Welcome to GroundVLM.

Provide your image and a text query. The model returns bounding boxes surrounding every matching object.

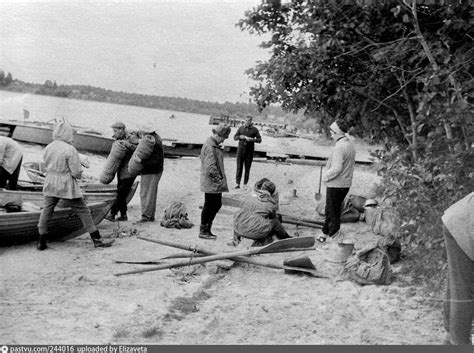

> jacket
[233,192,278,239]
[140,132,164,175]
[0,137,23,174]
[442,192,474,261]
[325,136,356,188]
[42,121,83,199]
[200,136,228,193]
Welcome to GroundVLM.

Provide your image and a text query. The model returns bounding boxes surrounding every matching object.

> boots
[198,224,216,240]
[208,222,217,237]
[37,233,48,251]
[90,230,114,248]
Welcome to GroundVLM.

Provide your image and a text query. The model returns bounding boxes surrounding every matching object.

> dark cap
[111,121,126,129]
[212,124,231,138]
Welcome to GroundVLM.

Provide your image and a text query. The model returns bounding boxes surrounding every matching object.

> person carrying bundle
[104,121,139,222]
[230,178,291,247]
[37,120,114,250]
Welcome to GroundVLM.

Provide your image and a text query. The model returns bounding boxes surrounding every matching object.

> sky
[0,0,270,103]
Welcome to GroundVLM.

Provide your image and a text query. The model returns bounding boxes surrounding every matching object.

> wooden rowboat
[23,161,98,184]
[16,180,139,205]
[0,198,115,247]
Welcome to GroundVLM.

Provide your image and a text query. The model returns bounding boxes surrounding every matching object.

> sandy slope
[0,156,446,345]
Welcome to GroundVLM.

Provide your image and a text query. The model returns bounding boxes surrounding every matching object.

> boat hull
[0,198,114,247]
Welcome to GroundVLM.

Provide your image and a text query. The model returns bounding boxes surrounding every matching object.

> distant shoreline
[0,80,290,121]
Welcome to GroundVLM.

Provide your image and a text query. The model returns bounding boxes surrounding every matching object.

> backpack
[341,244,392,285]
[160,201,194,229]
[315,196,360,223]
[364,207,400,237]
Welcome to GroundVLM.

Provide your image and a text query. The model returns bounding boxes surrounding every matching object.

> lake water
[0,90,378,168]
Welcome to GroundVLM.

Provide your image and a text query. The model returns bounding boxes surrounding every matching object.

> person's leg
[37,196,60,250]
[67,198,114,247]
[140,173,161,221]
[200,193,221,239]
[6,157,22,190]
[443,227,474,345]
[235,148,245,187]
[117,177,136,219]
[108,179,122,220]
[243,151,253,186]
[270,218,291,239]
[0,166,9,188]
[327,187,349,237]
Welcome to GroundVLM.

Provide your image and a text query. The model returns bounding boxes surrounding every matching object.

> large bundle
[99,140,128,184]
[128,135,155,177]
[315,196,360,223]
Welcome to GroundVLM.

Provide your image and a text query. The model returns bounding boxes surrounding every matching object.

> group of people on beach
[0,115,472,345]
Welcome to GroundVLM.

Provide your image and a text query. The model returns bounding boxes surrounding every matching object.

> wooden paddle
[115,236,316,276]
[314,165,323,201]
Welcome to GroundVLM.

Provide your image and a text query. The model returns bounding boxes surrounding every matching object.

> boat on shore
[0,197,114,247]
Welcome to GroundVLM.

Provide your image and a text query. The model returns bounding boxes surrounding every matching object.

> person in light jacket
[230,178,290,247]
[199,124,231,240]
[441,192,473,345]
[318,119,356,243]
[0,136,23,190]
[36,120,114,250]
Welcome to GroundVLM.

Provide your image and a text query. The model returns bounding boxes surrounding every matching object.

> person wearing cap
[233,116,262,189]
[105,121,139,222]
[136,122,164,223]
[441,192,473,345]
[0,136,23,190]
[230,178,291,247]
[318,119,356,243]
[36,120,114,250]
[199,124,231,239]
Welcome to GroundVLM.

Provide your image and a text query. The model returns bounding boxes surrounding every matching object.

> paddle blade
[258,236,315,254]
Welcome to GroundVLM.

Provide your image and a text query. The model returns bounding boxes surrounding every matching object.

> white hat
[138,121,156,133]
[364,199,378,208]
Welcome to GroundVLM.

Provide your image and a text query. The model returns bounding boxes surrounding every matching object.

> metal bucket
[325,242,355,263]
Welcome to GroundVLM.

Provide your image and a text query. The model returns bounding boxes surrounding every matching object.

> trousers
[201,193,222,225]
[38,196,97,235]
[110,177,136,217]
[140,172,162,221]
[322,187,349,236]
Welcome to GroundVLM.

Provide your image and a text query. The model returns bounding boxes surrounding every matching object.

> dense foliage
[238,0,473,284]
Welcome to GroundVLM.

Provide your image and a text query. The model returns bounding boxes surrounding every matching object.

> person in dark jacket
[233,116,262,189]
[136,122,164,223]
[105,121,139,222]
[199,124,231,240]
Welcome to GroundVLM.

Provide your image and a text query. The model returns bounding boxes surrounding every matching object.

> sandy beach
[0,151,446,345]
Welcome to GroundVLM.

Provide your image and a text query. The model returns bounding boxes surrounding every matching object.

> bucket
[325,242,354,263]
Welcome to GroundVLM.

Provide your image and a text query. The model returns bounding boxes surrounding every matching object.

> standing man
[441,192,473,345]
[37,120,114,250]
[233,115,262,189]
[136,123,164,223]
[105,121,139,222]
[199,124,231,240]
[318,119,356,243]
[0,136,23,190]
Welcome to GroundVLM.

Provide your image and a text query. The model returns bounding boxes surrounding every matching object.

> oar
[115,236,316,276]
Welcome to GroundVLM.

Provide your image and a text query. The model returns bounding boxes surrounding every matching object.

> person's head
[254,178,276,195]
[52,119,74,144]
[212,124,231,144]
[138,122,156,136]
[245,116,253,127]
[111,121,126,139]
[329,120,348,141]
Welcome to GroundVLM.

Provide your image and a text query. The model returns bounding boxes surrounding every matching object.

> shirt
[325,136,356,188]
[233,124,262,151]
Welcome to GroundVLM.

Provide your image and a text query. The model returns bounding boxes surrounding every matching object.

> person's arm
[202,145,222,183]
[254,128,262,143]
[67,148,83,180]
[324,145,344,182]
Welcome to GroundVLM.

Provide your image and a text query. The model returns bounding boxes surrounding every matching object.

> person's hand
[134,155,142,163]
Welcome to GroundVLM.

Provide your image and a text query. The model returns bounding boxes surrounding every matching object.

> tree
[239,0,473,282]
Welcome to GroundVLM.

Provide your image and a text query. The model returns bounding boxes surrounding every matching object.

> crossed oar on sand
[114,236,329,278]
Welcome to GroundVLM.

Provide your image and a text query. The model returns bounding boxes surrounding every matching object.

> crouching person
[230,178,291,247]
[37,120,114,250]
